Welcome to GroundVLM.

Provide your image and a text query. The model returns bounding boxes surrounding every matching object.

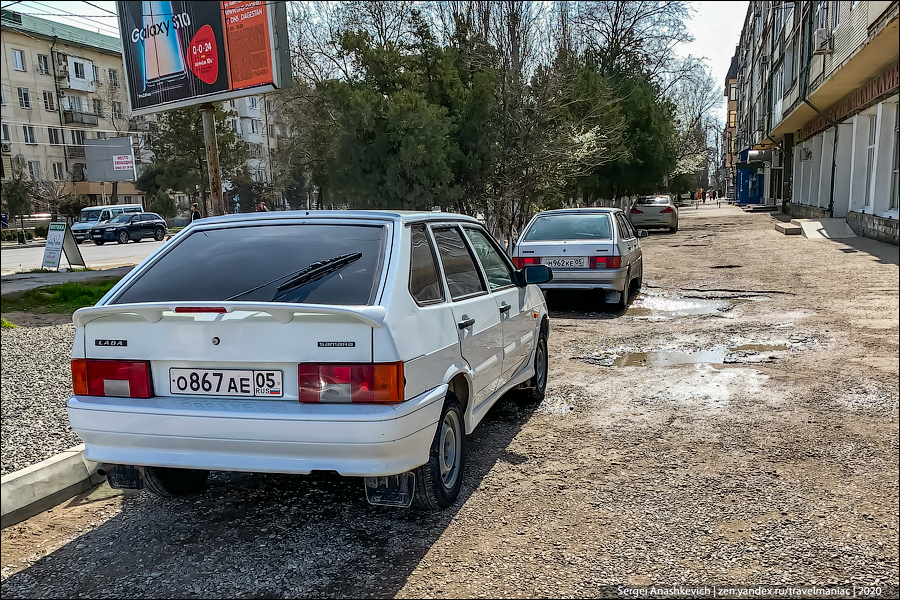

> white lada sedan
[67,211,551,510]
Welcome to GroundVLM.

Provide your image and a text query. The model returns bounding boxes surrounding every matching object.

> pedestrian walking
[190,203,201,222]
[256,201,270,212]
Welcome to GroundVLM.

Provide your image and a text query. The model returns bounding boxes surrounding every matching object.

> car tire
[154,227,166,241]
[618,270,631,308]
[669,221,678,233]
[133,237,141,242]
[413,393,465,510]
[93,240,105,246]
[521,326,549,402]
[139,466,208,497]
[117,230,130,244]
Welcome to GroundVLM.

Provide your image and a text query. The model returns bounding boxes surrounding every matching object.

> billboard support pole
[199,103,224,216]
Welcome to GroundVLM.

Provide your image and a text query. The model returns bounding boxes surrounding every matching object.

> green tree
[150,189,178,220]
[136,105,247,216]
[1,167,35,232]
[58,194,92,220]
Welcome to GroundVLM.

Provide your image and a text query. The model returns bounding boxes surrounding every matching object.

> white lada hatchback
[68,211,551,509]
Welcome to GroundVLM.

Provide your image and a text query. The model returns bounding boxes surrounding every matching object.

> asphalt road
[1,204,897,598]
[0,239,163,276]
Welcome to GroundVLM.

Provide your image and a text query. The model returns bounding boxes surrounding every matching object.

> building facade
[729,0,898,243]
[1,9,150,208]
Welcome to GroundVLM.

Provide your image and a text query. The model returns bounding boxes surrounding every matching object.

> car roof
[187,210,482,227]
[532,208,624,216]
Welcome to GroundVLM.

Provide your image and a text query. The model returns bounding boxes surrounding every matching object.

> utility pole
[199,103,224,216]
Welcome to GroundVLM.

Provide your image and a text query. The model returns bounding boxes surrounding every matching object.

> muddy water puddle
[626,295,753,319]
[580,344,793,368]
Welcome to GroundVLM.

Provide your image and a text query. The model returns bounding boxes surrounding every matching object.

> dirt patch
[1,312,73,328]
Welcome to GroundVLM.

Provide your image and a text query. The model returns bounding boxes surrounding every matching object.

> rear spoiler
[73,302,386,328]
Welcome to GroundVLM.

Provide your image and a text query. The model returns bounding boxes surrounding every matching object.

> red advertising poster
[222,1,274,89]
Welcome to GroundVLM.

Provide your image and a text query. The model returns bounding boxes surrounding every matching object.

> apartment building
[722,53,741,199]
[729,1,899,244]
[1,9,149,208]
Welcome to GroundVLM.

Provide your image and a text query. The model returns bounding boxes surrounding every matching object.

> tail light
[590,256,622,269]
[175,306,227,314]
[630,207,643,214]
[660,207,675,213]
[71,359,153,398]
[513,257,541,268]
[299,363,404,403]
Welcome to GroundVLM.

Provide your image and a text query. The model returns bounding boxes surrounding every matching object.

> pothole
[575,342,801,368]
[627,296,737,319]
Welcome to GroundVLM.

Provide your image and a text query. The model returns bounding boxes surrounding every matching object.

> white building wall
[817,129,835,208]
[848,113,869,213]
[871,99,897,216]
[832,122,854,218]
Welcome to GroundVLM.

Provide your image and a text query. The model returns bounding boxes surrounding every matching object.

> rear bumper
[539,267,629,291]
[629,214,676,228]
[67,384,447,477]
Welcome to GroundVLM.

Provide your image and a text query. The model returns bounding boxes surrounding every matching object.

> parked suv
[90,212,167,244]
[68,211,552,509]
[71,204,143,242]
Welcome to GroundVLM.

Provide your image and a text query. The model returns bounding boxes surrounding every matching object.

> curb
[1,444,104,529]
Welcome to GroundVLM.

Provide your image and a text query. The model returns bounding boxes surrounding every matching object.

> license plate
[170,368,283,397]
[543,257,587,268]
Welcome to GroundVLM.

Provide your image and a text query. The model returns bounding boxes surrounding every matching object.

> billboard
[84,137,136,182]
[117,1,291,115]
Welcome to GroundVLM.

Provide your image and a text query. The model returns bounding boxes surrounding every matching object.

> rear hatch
[516,212,617,270]
[77,219,393,403]
[631,198,673,219]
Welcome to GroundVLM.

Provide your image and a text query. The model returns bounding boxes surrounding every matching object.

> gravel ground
[1,322,80,475]
[1,206,897,598]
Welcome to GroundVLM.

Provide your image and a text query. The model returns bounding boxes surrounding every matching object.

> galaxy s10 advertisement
[117,1,279,114]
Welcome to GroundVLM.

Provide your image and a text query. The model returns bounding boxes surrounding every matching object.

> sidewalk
[1,265,133,296]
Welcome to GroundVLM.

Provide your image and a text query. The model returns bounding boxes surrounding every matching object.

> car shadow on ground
[0,394,542,599]
[545,289,631,319]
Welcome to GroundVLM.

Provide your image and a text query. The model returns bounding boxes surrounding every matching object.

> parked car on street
[90,212,168,245]
[628,195,679,233]
[68,211,552,509]
[512,208,647,307]
[72,204,144,242]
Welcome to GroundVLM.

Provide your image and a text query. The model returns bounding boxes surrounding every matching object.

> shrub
[34,224,48,238]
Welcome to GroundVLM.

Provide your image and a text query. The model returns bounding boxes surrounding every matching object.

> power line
[15,0,120,34]
[83,1,117,17]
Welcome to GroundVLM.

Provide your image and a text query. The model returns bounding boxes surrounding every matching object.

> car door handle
[458,318,475,329]
[499,304,511,314]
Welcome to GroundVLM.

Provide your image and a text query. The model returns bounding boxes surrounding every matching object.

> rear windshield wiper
[272,252,362,301]
[226,252,362,302]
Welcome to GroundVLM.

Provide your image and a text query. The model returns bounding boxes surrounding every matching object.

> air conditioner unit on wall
[813,28,833,54]
[0,143,10,153]
[799,148,813,161]
[760,54,770,65]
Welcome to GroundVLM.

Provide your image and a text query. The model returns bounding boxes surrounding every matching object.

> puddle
[578,343,794,368]
[627,296,736,318]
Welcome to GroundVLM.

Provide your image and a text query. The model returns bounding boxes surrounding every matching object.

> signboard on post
[84,137,137,182]
[41,223,86,271]
[117,1,292,116]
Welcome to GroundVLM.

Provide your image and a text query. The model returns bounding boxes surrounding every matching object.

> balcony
[65,145,85,158]
[64,110,98,126]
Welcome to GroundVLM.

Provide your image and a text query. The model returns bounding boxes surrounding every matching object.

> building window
[248,96,258,109]
[92,65,101,82]
[48,128,63,145]
[729,111,737,128]
[94,98,104,116]
[53,162,65,181]
[864,115,877,208]
[71,129,85,146]
[891,103,899,211]
[23,126,37,145]
[816,2,828,30]
[729,83,738,101]
[250,119,261,134]
[74,62,86,79]
[18,87,31,109]
[112,101,123,119]
[12,49,26,71]
[43,90,55,111]
[1,123,9,142]
[96,131,107,140]
[231,118,239,133]
[38,54,50,75]
[268,124,275,138]
[108,69,119,86]
[27,160,40,180]
[67,95,84,112]
[831,1,840,30]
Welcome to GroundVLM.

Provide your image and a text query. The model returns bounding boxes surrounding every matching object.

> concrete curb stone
[0,444,104,529]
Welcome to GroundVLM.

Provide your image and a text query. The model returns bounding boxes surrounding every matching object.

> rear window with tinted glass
[636,196,671,205]
[112,224,387,305]
[522,214,611,241]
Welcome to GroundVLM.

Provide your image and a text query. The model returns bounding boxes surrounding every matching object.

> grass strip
[1,278,121,314]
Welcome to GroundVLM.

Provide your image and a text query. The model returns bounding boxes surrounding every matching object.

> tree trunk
[110,181,119,205]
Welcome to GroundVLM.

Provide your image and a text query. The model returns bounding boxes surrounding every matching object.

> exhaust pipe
[95,463,116,477]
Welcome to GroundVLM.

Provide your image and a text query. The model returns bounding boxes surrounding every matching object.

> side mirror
[638,229,650,238]
[522,264,552,286]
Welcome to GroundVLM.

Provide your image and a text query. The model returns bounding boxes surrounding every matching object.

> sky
[3,0,750,122]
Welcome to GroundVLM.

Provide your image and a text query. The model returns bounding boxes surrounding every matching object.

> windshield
[522,214,611,241]
[636,196,671,205]
[78,210,102,222]
[112,223,388,305]
[109,215,133,223]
